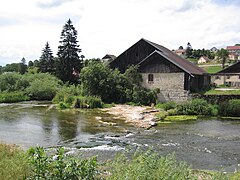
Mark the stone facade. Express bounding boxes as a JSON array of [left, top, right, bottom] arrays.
[[212, 75, 240, 87], [141, 72, 189, 102]]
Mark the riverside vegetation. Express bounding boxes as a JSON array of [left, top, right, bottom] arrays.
[[1, 143, 239, 180], [155, 98, 240, 121]]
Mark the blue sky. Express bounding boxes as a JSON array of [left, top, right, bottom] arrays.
[[0, 0, 240, 66]]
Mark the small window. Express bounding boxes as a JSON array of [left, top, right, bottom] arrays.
[[148, 74, 154, 83], [227, 76, 230, 79], [238, 75, 240, 79]]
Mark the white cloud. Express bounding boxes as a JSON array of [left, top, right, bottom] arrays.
[[0, 0, 240, 65]]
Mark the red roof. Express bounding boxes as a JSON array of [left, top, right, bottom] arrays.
[[226, 46, 240, 50]]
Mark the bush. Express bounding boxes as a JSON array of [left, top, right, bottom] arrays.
[[155, 101, 176, 111], [0, 72, 29, 92], [73, 96, 103, 109], [27, 146, 97, 179], [25, 73, 62, 100], [219, 99, 240, 117], [176, 98, 218, 116], [0, 92, 30, 103], [106, 150, 193, 180], [52, 84, 82, 104]]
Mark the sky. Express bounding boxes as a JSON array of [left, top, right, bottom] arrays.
[[0, 0, 240, 66]]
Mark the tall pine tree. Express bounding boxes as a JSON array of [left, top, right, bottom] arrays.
[[57, 19, 82, 83], [39, 42, 55, 73]]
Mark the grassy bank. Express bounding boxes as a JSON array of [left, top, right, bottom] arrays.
[[155, 98, 240, 122], [1, 143, 238, 179]]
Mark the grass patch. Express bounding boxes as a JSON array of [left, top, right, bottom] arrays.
[[164, 115, 198, 121], [205, 89, 240, 95], [202, 65, 222, 74]]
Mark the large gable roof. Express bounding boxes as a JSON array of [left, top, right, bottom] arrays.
[[141, 38, 207, 75], [216, 61, 240, 75]]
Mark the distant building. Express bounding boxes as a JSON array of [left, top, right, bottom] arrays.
[[102, 54, 116, 63], [212, 61, 240, 87], [210, 47, 218, 53], [173, 49, 186, 56], [109, 38, 210, 102], [198, 56, 210, 64], [226, 46, 240, 61]]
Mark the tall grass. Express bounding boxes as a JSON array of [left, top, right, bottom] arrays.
[[106, 150, 193, 180], [0, 143, 29, 179]]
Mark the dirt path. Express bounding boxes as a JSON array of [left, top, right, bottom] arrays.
[[101, 105, 159, 129]]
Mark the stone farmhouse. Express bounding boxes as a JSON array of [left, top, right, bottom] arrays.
[[213, 61, 240, 87], [109, 38, 210, 102]]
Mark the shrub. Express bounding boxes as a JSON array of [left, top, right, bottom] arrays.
[[0, 72, 29, 92], [53, 84, 82, 104], [24, 74, 61, 101], [106, 150, 193, 180], [27, 146, 97, 179], [219, 99, 240, 117], [155, 101, 176, 111], [0, 92, 30, 103], [73, 96, 103, 109], [176, 98, 218, 116]]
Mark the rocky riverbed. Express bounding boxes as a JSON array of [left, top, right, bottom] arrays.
[[101, 104, 159, 129]]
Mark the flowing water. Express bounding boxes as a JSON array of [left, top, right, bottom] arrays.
[[0, 101, 240, 172]]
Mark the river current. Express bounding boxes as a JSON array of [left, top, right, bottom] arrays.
[[0, 101, 239, 172]]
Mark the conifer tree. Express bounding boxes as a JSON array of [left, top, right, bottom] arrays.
[[39, 42, 55, 73], [56, 19, 82, 83]]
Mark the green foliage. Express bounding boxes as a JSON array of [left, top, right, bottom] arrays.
[[57, 101, 71, 110], [155, 101, 176, 111], [106, 150, 193, 180], [73, 96, 103, 108], [39, 42, 55, 74], [80, 62, 157, 105], [124, 65, 142, 86], [27, 146, 97, 179], [176, 98, 218, 116], [0, 144, 29, 180], [217, 48, 229, 69], [56, 19, 82, 84], [0, 92, 30, 103], [0, 72, 29, 92], [53, 84, 82, 104], [25, 73, 62, 100], [219, 99, 240, 117]]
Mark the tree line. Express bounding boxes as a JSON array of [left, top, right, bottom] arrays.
[[0, 19, 83, 84]]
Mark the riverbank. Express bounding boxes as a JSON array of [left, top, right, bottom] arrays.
[[101, 104, 159, 129]]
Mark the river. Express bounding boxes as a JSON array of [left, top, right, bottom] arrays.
[[0, 101, 240, 172]]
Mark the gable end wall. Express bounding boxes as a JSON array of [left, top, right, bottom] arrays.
[[141, 72, 189, 102]]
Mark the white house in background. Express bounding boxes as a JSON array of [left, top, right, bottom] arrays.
[[198, 56, 210, 64], [210, 47, 218, 53]]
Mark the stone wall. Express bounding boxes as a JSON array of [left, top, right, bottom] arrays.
[[141, 73, 189, 102], [211, 75, 240, 87]]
